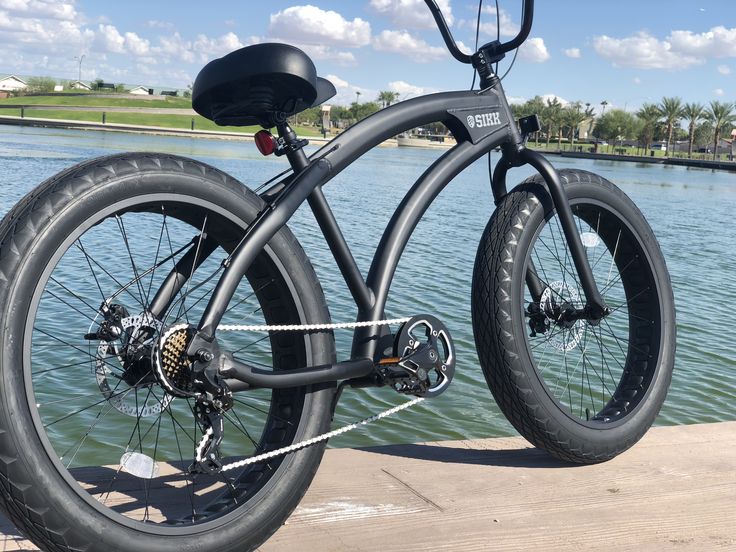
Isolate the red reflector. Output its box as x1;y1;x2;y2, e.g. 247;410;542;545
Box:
254;130;277;156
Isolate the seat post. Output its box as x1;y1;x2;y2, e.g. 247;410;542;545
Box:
276;122;309;172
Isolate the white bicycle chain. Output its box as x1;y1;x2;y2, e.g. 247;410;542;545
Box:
195;317;423;473
217;318;411;332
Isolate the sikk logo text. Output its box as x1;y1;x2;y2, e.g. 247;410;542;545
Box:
466;112;502;129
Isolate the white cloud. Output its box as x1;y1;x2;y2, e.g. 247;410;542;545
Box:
268;5;371;48
714;88;725;96
593;32;701;70
96;24;125;54
316;75;374;106
479;6;519;39
193;32;243;60
388;80;438;97
369;0;453;30
0;10;94;53
717;64;732;75
669;27;736;58
594;26;736;70
373;30;446;61
633;77;642;84
455;40;472;55
2;0;78;21
564;47;581;59
156;32;195;63
325;74;349;88
124;32;150;56
519;37;550;63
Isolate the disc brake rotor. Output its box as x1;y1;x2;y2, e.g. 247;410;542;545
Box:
94;311;172;417
540;282;583;352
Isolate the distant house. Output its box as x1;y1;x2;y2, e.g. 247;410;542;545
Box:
0;75;28;92
129;86;151;95
97;83;115;91
53;85;64;92
70;81;92;91
161;90;178;97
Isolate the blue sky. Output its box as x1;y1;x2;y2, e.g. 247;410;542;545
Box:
1;0;734;112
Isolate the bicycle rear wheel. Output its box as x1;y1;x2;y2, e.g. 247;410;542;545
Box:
472;169;675;463
0;153;335;551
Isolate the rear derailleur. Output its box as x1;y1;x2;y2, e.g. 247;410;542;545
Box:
153;324;233;474
376;315;456;398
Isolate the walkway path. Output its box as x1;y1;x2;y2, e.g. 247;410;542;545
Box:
1;422;733;551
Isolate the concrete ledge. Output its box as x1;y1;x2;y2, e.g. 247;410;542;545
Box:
0;116;398;148
1;422;735;551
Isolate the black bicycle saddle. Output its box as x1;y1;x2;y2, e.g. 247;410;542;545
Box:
192;43;336;128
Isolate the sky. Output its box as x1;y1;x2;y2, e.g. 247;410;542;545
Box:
0;0;735;113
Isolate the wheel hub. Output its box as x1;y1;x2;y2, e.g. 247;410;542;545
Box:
531;282;583;352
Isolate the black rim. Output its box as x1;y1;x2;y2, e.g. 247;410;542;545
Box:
521;197;662;426
25;195;310;532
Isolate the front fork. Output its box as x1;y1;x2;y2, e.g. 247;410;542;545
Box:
492;145;608;321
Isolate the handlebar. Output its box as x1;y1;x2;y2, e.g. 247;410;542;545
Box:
424;0;534;64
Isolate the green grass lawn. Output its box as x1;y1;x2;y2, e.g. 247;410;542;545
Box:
0;94;193;109
528;140;669;158
2;107;322;137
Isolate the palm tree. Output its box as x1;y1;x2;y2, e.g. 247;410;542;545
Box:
682;102;706;158
705;101;736;161
636;103;661;152
657;97;684;156
377;90;400;108
565;102;593;150
543;98;563;149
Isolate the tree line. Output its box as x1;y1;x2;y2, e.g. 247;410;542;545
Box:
512;96;736;160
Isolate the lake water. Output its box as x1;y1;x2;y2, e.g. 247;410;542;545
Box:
1;124;734;449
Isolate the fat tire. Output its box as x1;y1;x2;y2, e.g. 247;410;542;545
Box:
472;169;675;463
0;153;336;551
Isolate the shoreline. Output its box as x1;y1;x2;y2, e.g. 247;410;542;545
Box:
0;115;397;148
2;115;734;171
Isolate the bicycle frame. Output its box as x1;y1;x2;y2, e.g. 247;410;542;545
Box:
180;75;608;390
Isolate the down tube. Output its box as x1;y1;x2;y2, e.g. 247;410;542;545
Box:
350;134;502;360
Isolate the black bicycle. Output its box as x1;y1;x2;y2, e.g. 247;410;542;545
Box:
0;1;675;550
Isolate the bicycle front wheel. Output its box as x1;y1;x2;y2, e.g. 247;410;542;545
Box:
472;169;675;463
0;153;335;551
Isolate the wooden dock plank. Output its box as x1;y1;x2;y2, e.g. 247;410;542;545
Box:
1;422;734;551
